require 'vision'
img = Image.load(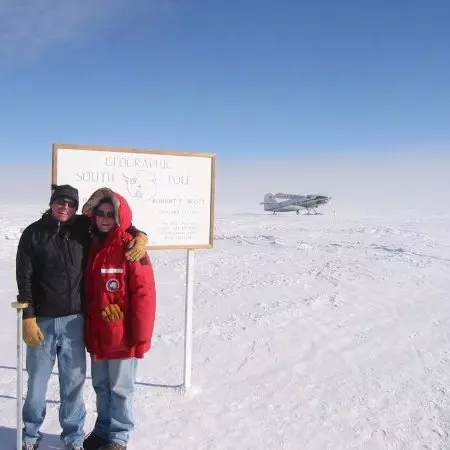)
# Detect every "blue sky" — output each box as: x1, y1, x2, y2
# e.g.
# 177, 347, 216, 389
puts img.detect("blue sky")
1, 0, 450, 163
